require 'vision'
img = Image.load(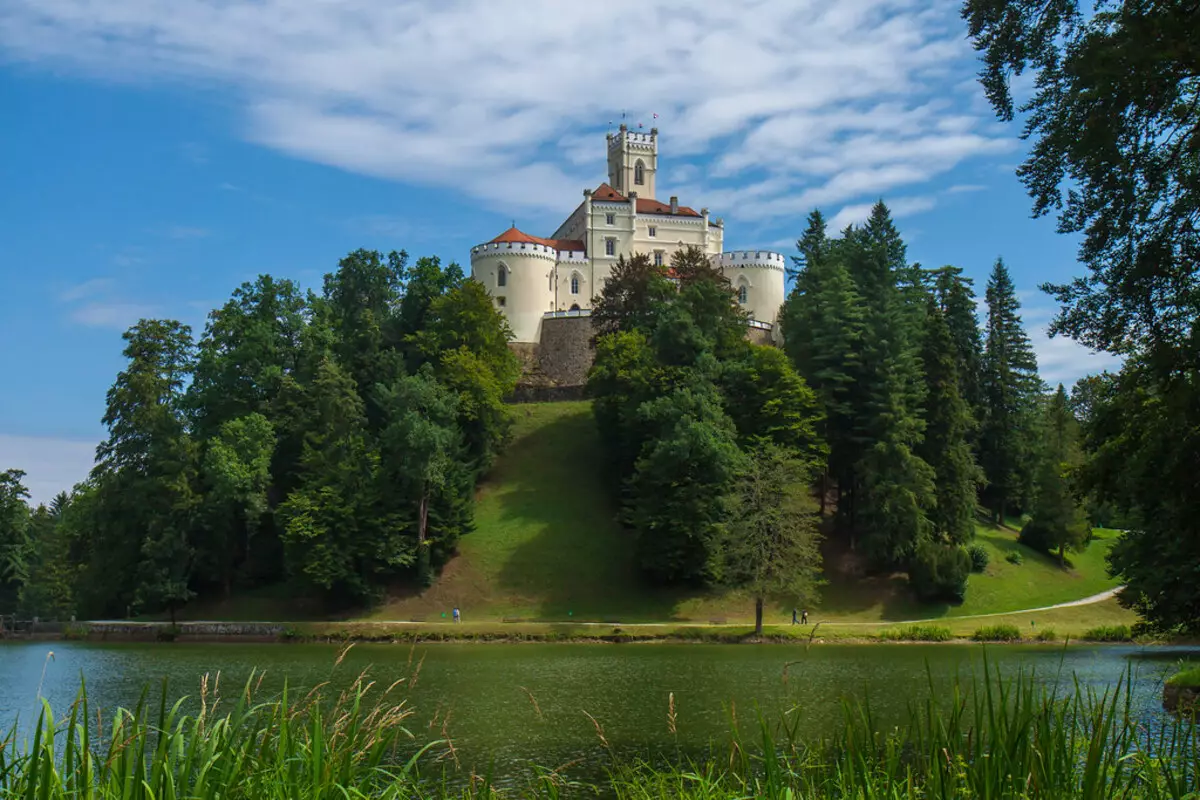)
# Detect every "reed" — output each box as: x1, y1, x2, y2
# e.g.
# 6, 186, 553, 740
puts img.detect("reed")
1, 657, 1195, 798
